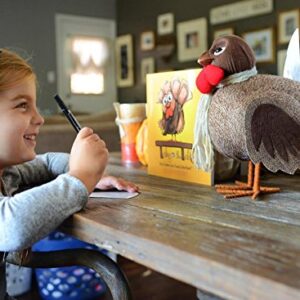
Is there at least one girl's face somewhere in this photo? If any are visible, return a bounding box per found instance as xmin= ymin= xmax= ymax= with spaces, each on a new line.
xmin=0 ymin=78 xmax=44 ymax=169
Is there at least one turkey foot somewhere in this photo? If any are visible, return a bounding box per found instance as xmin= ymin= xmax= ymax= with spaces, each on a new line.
xmin=215 ymin=162 xmax=280 ymax=200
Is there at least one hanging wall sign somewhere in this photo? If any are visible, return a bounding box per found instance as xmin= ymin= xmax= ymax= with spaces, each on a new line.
xmin=210 ymin=0 xmax=273 ymax=25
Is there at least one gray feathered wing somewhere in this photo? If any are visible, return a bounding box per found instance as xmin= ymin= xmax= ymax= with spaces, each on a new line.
xmin=245 ymin=98 xmax=300 ymax=174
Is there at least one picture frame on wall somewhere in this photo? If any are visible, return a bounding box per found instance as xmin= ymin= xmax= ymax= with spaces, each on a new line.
xmin=278 ymin=9 xmax=300 ymax=44
xmin=141 ymin=57 xmax=155 ymax=84
xmin=177 ymin=18 xmax=207 ymax=62
xmin=157 ymin=13 xmax=174 ymax=35
xmin=115 ymin=34 xmax=134 ymax=87
xmin=210 ymin=0 xmax=273 ymax=25
xmin=213 ymin=27 xmax=234 ymax=39
xmin=140 ymin=31 xmax=155 ymax=51
xmin=242 ymin=28 xmax=274 ymax=63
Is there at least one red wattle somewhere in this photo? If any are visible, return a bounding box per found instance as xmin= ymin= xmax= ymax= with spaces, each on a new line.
xmin=204 ymin=65 xmax=225 ymax=85
xmin=195 ymin=65 xmax=225 ymax=94
xmin=165 ymin=106 xmax=174 ymax=118
xmin=196 ymin=70 xmax=213 ymax=94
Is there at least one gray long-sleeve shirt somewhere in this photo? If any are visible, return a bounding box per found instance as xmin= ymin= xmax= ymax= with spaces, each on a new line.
xmin=0 ymin=152 xmax=89 ymax=299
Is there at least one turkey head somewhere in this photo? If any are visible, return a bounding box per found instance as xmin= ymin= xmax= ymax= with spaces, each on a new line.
xmin=158 ymin=78 xmax=191 ymax=136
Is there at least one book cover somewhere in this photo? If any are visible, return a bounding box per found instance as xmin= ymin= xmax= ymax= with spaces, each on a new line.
xmin=146 ymin=69 xmax=213 ymax=185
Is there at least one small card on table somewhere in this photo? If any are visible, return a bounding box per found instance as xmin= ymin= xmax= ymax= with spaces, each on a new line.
xmin=89 ymin=191 xmax=139 ymax=199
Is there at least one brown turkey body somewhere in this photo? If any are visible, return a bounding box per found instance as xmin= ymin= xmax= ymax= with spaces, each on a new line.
xmin=208 ymin=74 xmax=300 ymax=173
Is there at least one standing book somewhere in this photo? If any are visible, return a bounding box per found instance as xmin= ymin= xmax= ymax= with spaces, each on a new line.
xmin=146 ymin=69 xmax=213 ymax=186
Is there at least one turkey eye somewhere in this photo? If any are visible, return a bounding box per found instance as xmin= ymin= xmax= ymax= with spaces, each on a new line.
xmin=213 ymin=46 xmax=226 ymax=56
xmin=163 ymin=97 xmax=169 ymax=105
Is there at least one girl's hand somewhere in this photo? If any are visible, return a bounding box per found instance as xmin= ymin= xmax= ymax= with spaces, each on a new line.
xmin=69 ymin=127 xmax=108 ymax=193
xmin=95 ymin=176 xmax=139 ymax=193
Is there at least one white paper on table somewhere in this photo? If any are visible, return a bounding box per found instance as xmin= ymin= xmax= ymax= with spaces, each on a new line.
xmin=89 ymin=191 xmax=139 ymax=199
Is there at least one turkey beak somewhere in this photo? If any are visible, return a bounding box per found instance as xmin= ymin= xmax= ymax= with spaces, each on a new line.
xmin=197 ymin=51 xmax=213 ymax=67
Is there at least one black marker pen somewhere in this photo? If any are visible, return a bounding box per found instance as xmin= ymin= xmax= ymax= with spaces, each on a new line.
xmin=54 ymin=94 xmax=82 ymax=133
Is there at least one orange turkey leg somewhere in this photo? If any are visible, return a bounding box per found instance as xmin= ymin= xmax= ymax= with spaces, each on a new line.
xmin=216 ymin=162 xmax=280 ymax=199
xmin=216 ymin=161 xmax=253 ymax=191
xmin=215 ymin=161 xmax=253 ymax=194
xmin=235 ymin=161 xmax=254 ymax=188
xmin=251 ymin=163 xmax=280 ymax=200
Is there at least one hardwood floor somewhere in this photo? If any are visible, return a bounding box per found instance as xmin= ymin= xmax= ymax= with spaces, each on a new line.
xmin=15 ymin=256 xmax=197 ymax=300
xmin=118 ymin=256 xmax=197 ymax=300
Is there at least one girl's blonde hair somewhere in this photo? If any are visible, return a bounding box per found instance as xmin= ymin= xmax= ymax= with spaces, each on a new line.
xmin=0 ymin=48 xmax=36 ymax=93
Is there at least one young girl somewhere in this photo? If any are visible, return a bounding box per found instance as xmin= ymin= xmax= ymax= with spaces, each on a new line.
xmin=0 ymin=48 xmax=138 ymax=299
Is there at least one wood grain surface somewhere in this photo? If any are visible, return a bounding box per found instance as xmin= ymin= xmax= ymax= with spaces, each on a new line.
xmin=61 ymin=153 xmax=300 ymax=300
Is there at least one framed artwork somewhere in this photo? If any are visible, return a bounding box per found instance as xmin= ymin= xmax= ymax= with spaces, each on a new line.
xmin=278 ymin=9 xmax=300 ymax=44
xmin=141 ymin=31 xmax=155 ymax=51
xmin=277 ymin=49 xmax=287 ymax=76
xmin=242 ymin=28 xmax=274 ymax=63
xmin=115 ymin=34 xmax=134 ymax=87
xmin=141 ymin=57 xmax=155 ymax=84
xmin=157 ymin=13 xmax=174 ymax=35
xmin=214 ymin=27 xmax=234 ymax=39
xmin=177 ymin=18 xmax=207 ymax=62
xmin=210 ymin=0 xmax=273 ymax=25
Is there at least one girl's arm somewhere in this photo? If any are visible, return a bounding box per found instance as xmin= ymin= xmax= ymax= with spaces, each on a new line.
xmin=7 ymin=152 xmax=71 ymax=188
xmin=0 ymin=173 xmax=88 ymax=252
xmin=7 ymin=152 xmax=138 ymax=193
xmin=0 ymin=128 xmax=108 ymax=252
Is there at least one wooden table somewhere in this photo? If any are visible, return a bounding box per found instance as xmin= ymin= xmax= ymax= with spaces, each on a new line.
xmin=61 ymin=153 xmax=300 ymax=300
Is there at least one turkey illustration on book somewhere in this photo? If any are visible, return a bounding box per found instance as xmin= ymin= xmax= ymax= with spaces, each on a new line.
xmin=158 ymin=78 xmax=192 ymax=137
xmin=192 ymin=34 xmax=300 ymax=200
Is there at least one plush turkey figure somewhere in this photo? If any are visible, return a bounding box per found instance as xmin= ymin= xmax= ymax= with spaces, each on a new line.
xmin=193 ymin=35 xmax=300 ymax=199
